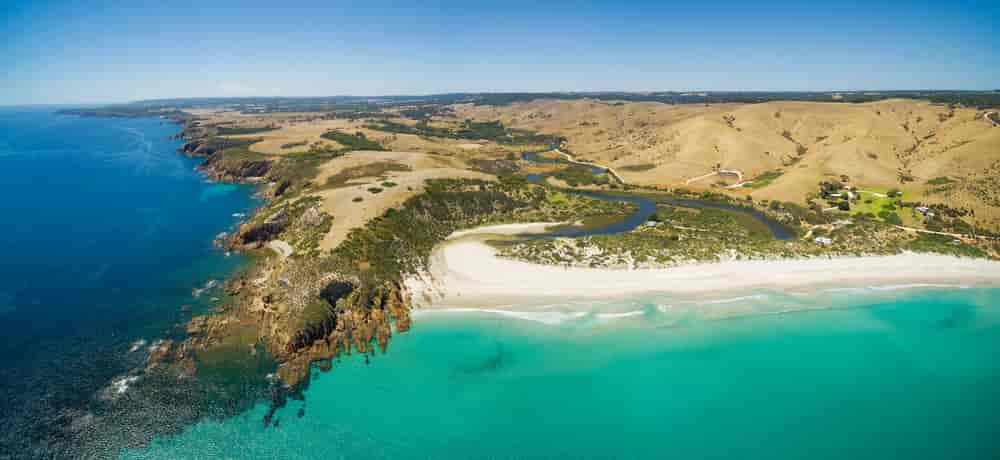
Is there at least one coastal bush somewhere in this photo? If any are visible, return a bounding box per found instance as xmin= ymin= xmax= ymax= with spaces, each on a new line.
xmin=745 ymin=170 xmax=784 ymax=189
xmin=321 ymin=130 xmax=385 ymax=151
xmin=553 ymin=165 xmax=610 ymax=187
xmin=907 ymin=233 xmax=985 ymax=258
xmin=217 ymin=126 xmax=278 ymax=135
xmin=365 ymin=119 xmax=562 ymax=146
xmin=619 ymin=163 xmax=657 ymax=172
xmin=280 ymin=141 xmax=308 ymax=149
xmin=878 ymin=210 xmax=902 ymax=225
xmin=325 ymin=179 xmax=626 ymax=283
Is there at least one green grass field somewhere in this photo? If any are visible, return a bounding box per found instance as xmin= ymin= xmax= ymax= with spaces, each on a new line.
xmin=851 ymin=188 xmax=900 ymax=215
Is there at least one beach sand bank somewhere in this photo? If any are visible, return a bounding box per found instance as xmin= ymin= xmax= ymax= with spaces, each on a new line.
xmin=404 ymin=223 xmax=1000 ymax=310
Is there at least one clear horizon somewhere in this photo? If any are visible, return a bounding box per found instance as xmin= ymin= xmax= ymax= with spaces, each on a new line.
xmin=4 ymin=0 xmax=998 ymax=105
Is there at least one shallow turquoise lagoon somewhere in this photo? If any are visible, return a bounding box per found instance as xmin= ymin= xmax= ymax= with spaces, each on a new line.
xmin=127 ymin=287 xmax=1000 ymax=459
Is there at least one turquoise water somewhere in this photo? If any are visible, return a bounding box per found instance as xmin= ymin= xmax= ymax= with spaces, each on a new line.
xmin=0 ymin=108 xmax=258 ymax=457
xmin=127 ymin=287 xmax=1000 ymax=459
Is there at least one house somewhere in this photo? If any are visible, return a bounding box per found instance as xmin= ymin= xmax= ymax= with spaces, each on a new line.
xmin=814 ymin=236 xmax=833 ymax=245
xmin=915 ymin=206 xmax=930 ymax=215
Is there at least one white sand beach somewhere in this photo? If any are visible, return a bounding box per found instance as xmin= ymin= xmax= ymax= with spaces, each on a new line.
xmin=404 ymin=223 xmax=1000 ymax=310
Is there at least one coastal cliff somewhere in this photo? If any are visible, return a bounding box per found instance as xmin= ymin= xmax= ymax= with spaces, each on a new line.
xmin=146 ymin=117 xmax=540 ymax=392
xmin=157 ymin=118 xmax=628 ymax=391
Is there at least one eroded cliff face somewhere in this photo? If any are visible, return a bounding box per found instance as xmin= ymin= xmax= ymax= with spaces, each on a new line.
xmin=198 ymin=151 xmax=272 ymax=183
xmin=275 ymin=280 xmax=410 ymax=386
xmin=166 ymin=181 xmax=538 ymax=390
xmin=172 ymin=248 xmax=412 ymax=389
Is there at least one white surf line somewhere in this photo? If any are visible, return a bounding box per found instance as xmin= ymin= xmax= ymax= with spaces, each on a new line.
xmin=594 ymin=310 xmax=645 ymax=320
xmin=412 ymin=308 xmax=587 ymax=325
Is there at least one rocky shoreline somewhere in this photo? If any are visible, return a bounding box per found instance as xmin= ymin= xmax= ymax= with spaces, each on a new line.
xmin=136 ymin=114 xmax=415 ymax=409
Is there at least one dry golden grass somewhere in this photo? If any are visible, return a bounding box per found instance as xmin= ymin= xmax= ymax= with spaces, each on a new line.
xmin=309 ymin=151 xmax=493 ymax=250
xmin=456 ymin=99 xmax=1000 ymax=226
xmin=188 ymin=107 xmax=530 ymax=160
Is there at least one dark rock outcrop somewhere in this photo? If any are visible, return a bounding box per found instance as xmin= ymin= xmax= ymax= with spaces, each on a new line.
xmin=318 ymin=281 xmax=354 ymax=306
xmin=179 ymin=137 xmax=253 ymax=157
xmin=240 ymin=209 xmax=288 ymax=245
xmin=199 ymin=151 xmax=271 ymax=181
xmin=273 ymin=180 xmax=292 ymax=197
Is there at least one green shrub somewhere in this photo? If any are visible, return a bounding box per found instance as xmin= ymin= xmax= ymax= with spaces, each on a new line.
xmin=321 ymin=130 xmax=385 ymax=151
xmin=878 ymin=210 xmax=902 ymax=225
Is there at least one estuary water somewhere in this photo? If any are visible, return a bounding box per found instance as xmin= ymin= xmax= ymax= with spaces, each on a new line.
xmin=127 ymin=286 xmax=1000 ymax=460
xmin=0 ymin=107 xmax=257 ymax=457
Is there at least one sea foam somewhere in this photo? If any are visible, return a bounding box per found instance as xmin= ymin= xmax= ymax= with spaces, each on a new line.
xmin=413 ymin=308 xmax=587 ymax=325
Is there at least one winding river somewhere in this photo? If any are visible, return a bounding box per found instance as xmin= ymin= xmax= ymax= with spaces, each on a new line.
xmin=520 ymin=148 xmax=794 ymax=240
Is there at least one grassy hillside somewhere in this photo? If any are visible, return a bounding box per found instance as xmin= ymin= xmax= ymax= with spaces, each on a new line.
xmin=456 ymin=98 xmax=1000 ymax=229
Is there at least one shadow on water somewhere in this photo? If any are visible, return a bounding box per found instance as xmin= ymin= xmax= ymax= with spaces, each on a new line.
xmin=453 ymin=342 xmax=511 ymax=376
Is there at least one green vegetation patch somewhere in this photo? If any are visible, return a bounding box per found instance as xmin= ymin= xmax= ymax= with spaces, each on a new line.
xmin=907 ymin=233 xmax=985 ymax=258
xmin=926 ymin=176 xmax=956 ymax=186
xmin=552 ymin=165 xmax=610 ymax=187
xmin=366 ymin=119 xmax=562 ymax=146
xmin=280 ymin=141 xmax=308 ymax=150
xmin=850 ymin=188 xmax=902 ymax=220
xmin=325 ymin=178 xmax=628 ymax=282
xmin=878 ymin=210 xmax=902 ymax=225
xmin=320 ymin=130 xmax=385 ymax=151
xmin=619 ymin=163 xmax=657 ymax=172
xmin=217 ymin=126 xmax=278 ymax=135
xmin=926 ymin=176 xmax=958 ymax=194
xmin=744 ymin=170 xmax=784 ymax=189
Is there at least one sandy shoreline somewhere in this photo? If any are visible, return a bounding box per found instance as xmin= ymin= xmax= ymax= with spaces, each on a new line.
xmin=404 ymin=223 xmax=1000 ymax=310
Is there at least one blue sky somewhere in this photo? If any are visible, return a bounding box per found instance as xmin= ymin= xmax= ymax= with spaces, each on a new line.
xmin=2 ymin=0 xmax=997 ymax=104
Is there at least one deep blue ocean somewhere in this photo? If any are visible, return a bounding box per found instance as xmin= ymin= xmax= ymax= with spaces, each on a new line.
xmin=3 ymin=108 xmax=1000 ymax=459
xmin=0 ymin=107 xmax=257 ymax=457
